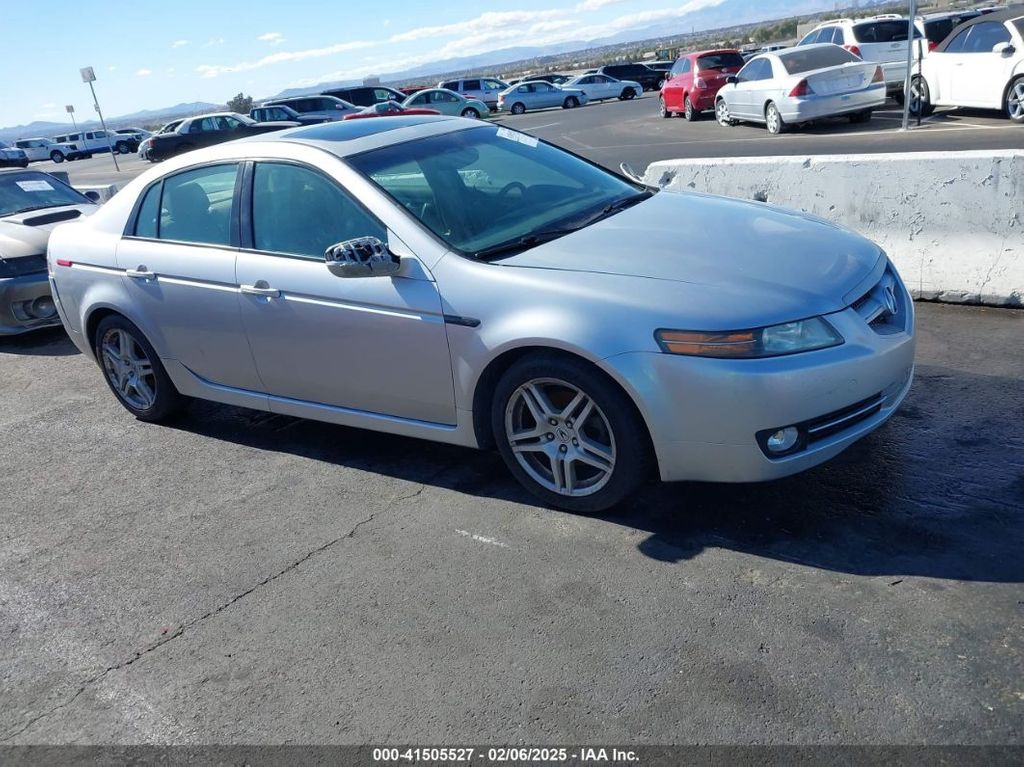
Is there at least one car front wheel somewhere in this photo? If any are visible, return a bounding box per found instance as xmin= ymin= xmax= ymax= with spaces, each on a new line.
xmin=492 ymin=354 xmax=651 ymax=513
xmin=461 ymin=107 xmax=480 ymax=119
xmin=1007 ymin=76 xmax=1024 ymax=124
xmin=563 ymin=96 xmax=579 ymax=109
xmin=659 ymin=96 xmax=671 ymax=118
xmin=715 ymin=98 xmax=734 ymax=126
xmin=50 ymin=151 xmax=65 ymax=163
xmin=94 ymin=315 xmax=183 ymax=422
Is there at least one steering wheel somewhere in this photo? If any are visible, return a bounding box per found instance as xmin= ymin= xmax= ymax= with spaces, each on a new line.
xmin=498 ymin=181 xmax=527 ymax=198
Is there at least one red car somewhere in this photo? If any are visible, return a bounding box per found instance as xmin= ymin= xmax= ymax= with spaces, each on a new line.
xmin=660 ymin=49 xmax=746 ymax=121
xmin=343 ymin=101 xmax=441 ymax=120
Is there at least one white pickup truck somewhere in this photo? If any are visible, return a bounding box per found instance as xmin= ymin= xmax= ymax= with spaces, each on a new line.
xmin=14 ymin=137 xmax=91 ymax=164
xmin=50 ymin=129 xmax=138 ymax=155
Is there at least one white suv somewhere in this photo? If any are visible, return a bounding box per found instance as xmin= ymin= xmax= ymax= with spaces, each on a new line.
xmin=798 ymin=16 xmax=927 ymax=98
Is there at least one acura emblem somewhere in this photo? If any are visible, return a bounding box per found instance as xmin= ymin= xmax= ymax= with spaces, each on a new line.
xmin=883 ymin=283 xmax=897 ymax=315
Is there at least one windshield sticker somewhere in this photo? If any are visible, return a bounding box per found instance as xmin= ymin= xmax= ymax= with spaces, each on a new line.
xmin=16 ymin=180 xmax=55 ymax=192
xmin=495 ymin=127 xmax=538 ymax=148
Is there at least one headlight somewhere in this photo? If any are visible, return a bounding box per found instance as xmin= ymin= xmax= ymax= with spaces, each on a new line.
xmin=655 ymin=317 xmax=843 ymax=358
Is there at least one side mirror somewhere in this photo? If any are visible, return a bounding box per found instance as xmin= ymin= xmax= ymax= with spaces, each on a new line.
xmin=84 ymin=190 xmax=101 ymax=202
xmin=726 ymin=75 xmax=739 ymax=85
xmin=993 ymin=42 xmax=1015 ymax=55
xmin=325 ymin=236 xmax=400 ymax=278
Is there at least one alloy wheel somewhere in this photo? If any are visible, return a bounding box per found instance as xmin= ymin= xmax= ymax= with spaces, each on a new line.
xmin=504 ymin=378 xmax=616 ymax=498
xmin=100 ymin=328 xmax=157 ymax=410
xmin=716 ymin=99 xmax=731 ymax=126
xmin=766 ymin=103 xmax=782 ymax=134
xmin=1008 ymin=80 xmax=1024 ymax=122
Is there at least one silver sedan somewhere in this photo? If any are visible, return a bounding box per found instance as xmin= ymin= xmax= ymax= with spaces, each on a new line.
xmin=496 ymin=81 xmax=589 ymax=114
xmin=715 ymin=44 xmax=888 ymax=133
xmin=48 ymin=117 xmax=914 ymax=512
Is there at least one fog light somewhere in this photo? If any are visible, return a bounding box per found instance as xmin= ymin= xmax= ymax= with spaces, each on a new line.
xmin=766 ymin=427 xmax=800 ymax=454
xmin=30 ymin=296 xmax=56 ymax=319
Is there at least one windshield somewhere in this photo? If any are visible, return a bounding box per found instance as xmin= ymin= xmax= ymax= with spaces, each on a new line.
xmin=0 ymin=171 xmax=90 ymax=216
xmin=780 ymin=46 xmax=860 ymax=74
xmin=348 ymin=125 xmax=645 ymax=258
xmin=696 ymin=52 xmax=746 ymax=71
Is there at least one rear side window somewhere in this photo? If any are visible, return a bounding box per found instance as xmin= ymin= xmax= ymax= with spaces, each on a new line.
xmin=463 ymin=79 xmax=481 ymax=90
xmin=696 ymin=52 xmax=745 ymax=70
xmin=442 ymin=81 xmax=458 ymax=90
xmin=780 ymin=46 xmax=860 ymax=74
xmin=738 ymin=58 xmax=773 ymax=82
xmin=133 ymin=182 xmax=162 ymax=238
xmin=962 ymin=21 xmax=1011 ymax=52
xmin=252 ymin=163 xmax=385 ymax=258
xmin=944 ymin=27 xmax=972 ymax=52
xmin=159 ymin=164 xmax=238 ymax=246
xmin=852 ymin=20 xmax=922 ymax=43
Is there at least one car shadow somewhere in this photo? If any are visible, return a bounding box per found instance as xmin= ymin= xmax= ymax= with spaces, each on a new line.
xmin=163 ymin=362 xmax=1022 ymax=584
xmin=0 ymin=326 xmax=78 ymax=356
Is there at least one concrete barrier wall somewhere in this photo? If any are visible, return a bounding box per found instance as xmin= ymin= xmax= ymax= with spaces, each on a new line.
xmin=644 ymin=150 xmax=1023 ymax=307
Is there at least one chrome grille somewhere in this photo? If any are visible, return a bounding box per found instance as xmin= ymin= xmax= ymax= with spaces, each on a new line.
xmin=851 ymin=265 xmax=906 ymax=334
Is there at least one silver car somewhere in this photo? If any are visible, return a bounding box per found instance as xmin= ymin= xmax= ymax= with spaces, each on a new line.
xmin=715 ymin=44 xmax=887 ymax=134
xmin=1 ymin=169 xmax=97 ymax=334
xmin=48 ymin=117 xmax=914 ymax=512
xmin=496 ymin=81 xmax=589 ymax=114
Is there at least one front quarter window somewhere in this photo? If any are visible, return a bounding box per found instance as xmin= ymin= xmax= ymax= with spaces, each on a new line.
xmin=348 ymin=125 xmax=648 ymax=258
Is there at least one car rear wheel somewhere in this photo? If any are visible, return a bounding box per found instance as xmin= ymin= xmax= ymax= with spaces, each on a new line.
xmin=562 ymin=96 xmax=579 ymax=109
xmin=510 ymin=102 xmax=526 ymax=115
xmin=684 ymin=95 xmax=699 ymax=122
xmin=765 ymin=101 xmax=786 ymax=134
xmin=94 ymin=315 xmax=183 ymax=422
xmin=909 ymin=76 xmax=935 ymax=118
xmin=492 ymin=355 xmax=651 ymax=513
xmin=1006 ymin=77 xmax=1024 ymax=124
xmin=715 ymin=98 xmax=734 ymax=126
xmin=658 ymin=95 xmax=672 ymax=118
xmin=461 ymin=107 xmax=480 ymax=119
xmin=50 ymin=151 xmax=65 ymax=163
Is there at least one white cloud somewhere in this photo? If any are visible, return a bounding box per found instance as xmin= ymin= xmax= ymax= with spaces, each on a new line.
xmin=203 ymin=37 xmax=226 ymax=47
xmin=576 ymin=0 xmax=629 ymax=9
xmin=171 ymin=39 xmax=189 ymax=48
xmin=389 ymin=9 xmax=566 ymax=43
xmin=196 ymin=39 xmax=375 ymax=78
xmin=167 ymin=67 xmax=176 ymax=74
xmin=135 ymin=68 xmax=153 ymax=77
xmin=107 ymin=65 xmax=117 ymax=71
xmin=41 ymin=102 xmax=56 ymax=109
xmin=258 ymin=32 xmax=285 ymax=45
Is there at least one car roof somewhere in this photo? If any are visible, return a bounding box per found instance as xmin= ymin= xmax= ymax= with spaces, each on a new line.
xmin=238 ymin=114 xmax=474 ymax=158
xmin=934 ymin=8 xmax=1023 ymax=51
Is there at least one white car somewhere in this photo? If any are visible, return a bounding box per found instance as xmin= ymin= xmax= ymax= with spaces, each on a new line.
xmin=563 ymin=73 xmax=643 ymax=102
xmin=14 ymin=137 xmax=89 ymax=163
xmin=911 ymin=9 xmax=1024 ymax=123
xmin=797 ymin=15 xmax=927 ymax=98
xmin=715 ymin=45 xmax=887 ymax=134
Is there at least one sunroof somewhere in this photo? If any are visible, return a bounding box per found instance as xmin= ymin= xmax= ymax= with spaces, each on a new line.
xmin=281 ymin=115 xmax=452 ymax=142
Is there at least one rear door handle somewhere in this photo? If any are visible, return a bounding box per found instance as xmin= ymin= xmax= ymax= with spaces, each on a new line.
xmin=126 ymin=266 xmax=155 ymax=279
xmin=240 ymin=281 xmax=280 ymax=298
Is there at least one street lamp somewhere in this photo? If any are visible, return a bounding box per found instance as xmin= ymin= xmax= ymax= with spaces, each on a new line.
xmin=79 ymin=66 xmax=120 ymax=171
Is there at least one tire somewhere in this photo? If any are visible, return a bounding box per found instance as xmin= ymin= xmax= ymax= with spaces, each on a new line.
xmin=50 ymin=151 xmax=65 ymax=163
xmin=849 ymin=109 xmax=872 ymax=124
xmin=510 ymin=102 xmax=526 ymax=115
xmin=765 ymin=101 xmax=786 ymax=134
xmin=491 ymin=354 xmax=652 ymax=513
xmin=115 ymin=142 xmax=130 ymax=154
xmin=562 ymin=96 xmax=579 ymax=109
xmin=1006 ymin=76 xmax=1024 ymax=124
xmin=909 ymin=76 xmax=935 ymax=118
xmin=621 ymin=87 xmax=637 ymax=100
xmin=658 ymin=95 xmax=672 ymax=118
xmin=715 ymin=98 xmax=734 ymax=127
xmin=93 ymin=315 xmax=183 ymax=422
xmin=460 ymin=107 xmax=480 ymax=119
xmin=684 ymin=95 xmax=699 ymax=122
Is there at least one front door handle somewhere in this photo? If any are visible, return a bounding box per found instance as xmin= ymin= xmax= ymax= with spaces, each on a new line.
xmin=126 ymin=266 xmax=155 ymax=279
xmin=240 ymin=281 xmax=280 ymax=298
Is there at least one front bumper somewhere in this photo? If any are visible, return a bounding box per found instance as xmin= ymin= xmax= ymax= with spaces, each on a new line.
xmin=0 ymin=272 xmax=61 ymax=335
xmin=605 ymin=291 xmax=915 ymax=483
xmin=780 ymin=84 xmax=887 ymax=123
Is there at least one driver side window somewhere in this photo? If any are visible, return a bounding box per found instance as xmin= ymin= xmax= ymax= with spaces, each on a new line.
xmin=251 ymin=163 xmax=386 ymax=258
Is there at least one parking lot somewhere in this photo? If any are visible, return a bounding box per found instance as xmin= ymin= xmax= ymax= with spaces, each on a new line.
xmin=35 ymin=95 xmax=1024 ymax=190
xmin=2 ymin=295 xmax=1022 ymax=743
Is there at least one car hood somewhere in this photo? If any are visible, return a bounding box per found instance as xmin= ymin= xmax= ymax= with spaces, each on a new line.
xmin=497 ymin=190 xmax=883 ymax=327
xmin=0 ymin=204 xmax=96 ymax=257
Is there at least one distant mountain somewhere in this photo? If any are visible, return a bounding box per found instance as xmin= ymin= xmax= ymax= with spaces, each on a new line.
xmin=0 ymin=102 xmax=221 ymax=142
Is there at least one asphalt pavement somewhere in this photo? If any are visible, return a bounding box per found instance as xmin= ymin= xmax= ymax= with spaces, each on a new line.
xmin=33 ymin=96 xmax=1024 ymax=190
xmin=1 ymin=302 xmax=1022 ymax=744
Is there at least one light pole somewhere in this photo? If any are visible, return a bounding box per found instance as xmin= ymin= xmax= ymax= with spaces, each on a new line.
xmin=901 ymin=0 xmax=919 ymax=131
xmin=79 ymin=66 xmax=120 ymax=171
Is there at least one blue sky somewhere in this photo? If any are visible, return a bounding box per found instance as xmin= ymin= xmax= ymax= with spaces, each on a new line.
xmin=5 ymin=0 xmax=767 ymax=128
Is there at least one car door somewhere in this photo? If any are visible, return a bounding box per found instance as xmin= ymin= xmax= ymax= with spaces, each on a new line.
xmin=481 ymin=79 xmax=506 ymax=106
xmin=116 ymin=162 xmax=264 ymax=391
xmin=433 ymin=90 xmax=463 ymax=116
xmin=235 ymin=161 xmax=455 ymax=424
xmin=951 ymin=21 xmax=1015 ymax=106
xmin=530 ymin=82 xmax=557 ymax=108
xmin=663 ymin=58 xmax=690 ymax=111
xmin=729 ymin=57 xmax=770 ymax=118
xmin=589 ymin=75 xmax=613 ymax=99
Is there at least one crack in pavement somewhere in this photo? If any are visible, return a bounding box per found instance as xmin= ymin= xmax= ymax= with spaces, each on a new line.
xmin=1 ymin=464 xmax=457 ymax=743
